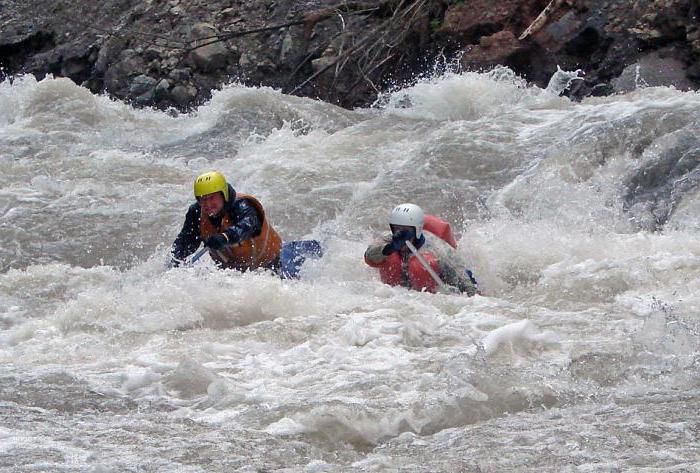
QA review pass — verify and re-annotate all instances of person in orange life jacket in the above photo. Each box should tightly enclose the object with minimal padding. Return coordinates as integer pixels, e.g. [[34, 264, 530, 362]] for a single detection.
[[364, 203, 477, 296], [170, 171, 282, 270]]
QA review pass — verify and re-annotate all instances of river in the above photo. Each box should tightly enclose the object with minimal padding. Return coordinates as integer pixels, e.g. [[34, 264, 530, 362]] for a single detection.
[[1, 69, 699, 471]]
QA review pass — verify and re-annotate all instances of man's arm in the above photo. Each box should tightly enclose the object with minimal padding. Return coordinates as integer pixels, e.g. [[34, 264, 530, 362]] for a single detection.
[[365, 236, 394, 266], [223, 199, 263, 243], [171, 204, 202, 263]]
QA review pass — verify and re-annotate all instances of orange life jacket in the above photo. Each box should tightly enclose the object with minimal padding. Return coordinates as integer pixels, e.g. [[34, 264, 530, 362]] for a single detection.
[[199, 193, 282, 270], [366, 214, 455, 293]]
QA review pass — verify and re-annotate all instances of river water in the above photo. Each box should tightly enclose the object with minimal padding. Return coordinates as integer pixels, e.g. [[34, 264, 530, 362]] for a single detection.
[[1, 69, 699, 472]]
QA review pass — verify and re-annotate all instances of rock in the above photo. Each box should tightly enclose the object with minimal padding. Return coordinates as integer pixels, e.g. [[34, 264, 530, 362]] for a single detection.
[[239, 52, 254, 67], [189, 23, 229, 72], [94, 37, 127, 75], [143, 46, 164, 62], [170, 84, 198, 107], [460, 30, 525, 70], [590, 83, 613, 96], [0, 29, 55, 71], [168, 68, 191, 82], [279, 30, 295, 63], [162, 55, 181, 69], [154, 79, 171, 101], [60, 55, 90, 81], [221, 7, 237, 19], [129, 74, 158, 103], [439, 0, 519, 43], [103, 53, 147, 92], [534, 10, 587, 52], [628, 27, 663, 41], [612, 51, 697, 93], [686, 62, 700, 81]]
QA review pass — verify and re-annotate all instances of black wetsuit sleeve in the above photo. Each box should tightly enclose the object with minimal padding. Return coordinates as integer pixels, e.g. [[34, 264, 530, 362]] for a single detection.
[[171, 204, 202, 261], [223, 198, 263, 244]]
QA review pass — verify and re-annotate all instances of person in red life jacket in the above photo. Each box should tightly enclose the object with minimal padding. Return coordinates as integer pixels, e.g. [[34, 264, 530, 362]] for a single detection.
[[170, 171, 282, 271], [365, 203, 477, 296]]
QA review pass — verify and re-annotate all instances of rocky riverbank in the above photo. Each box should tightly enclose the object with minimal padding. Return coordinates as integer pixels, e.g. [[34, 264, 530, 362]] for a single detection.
[[1, 0, 698, 110]]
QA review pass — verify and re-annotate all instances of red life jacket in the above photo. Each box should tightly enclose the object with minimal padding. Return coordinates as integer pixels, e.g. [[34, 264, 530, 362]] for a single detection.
[[423, 214, 457, 248], [366, 215, 456, 293]]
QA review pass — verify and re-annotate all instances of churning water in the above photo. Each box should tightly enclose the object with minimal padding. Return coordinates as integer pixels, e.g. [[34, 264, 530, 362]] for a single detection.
[[1, 68, 699, 472]]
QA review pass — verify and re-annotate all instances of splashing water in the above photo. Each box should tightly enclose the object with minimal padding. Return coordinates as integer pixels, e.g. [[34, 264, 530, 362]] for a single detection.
[[1, 69, 699, 471]]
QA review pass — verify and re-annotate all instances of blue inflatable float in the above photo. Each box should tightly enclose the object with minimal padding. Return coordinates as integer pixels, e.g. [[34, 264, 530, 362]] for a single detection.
[[278, 240, 324, 279]]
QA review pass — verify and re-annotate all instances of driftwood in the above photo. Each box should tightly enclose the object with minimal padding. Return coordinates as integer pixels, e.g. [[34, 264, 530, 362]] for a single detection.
[[288, 0, 429, 97]]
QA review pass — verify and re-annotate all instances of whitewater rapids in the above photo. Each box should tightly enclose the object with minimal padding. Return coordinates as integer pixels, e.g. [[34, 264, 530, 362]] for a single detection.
[[1, 69, 699, 471]]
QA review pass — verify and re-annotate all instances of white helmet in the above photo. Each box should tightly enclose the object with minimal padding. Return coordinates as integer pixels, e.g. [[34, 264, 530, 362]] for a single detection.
[[389, 203, 425, 238]]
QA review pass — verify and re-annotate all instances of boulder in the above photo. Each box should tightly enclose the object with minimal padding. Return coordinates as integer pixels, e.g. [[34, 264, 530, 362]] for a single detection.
[[94, 37, 128, 75], [170, 84, 198, 107], [168, 68, 191, 82], [460, 30, 526, 70], [129, 74, 158, 103], [612, 51, 697, 93], [103, 52, 147, 92], [278, 26, 310, 67], [439, 0, 521, 43], [154, 79, 171, 101], [60, 55, 91, 82], [189, 23, 229, 72]]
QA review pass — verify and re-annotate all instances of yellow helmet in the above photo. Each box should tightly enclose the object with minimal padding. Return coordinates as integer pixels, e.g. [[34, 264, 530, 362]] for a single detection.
[[193, 171, 230, 201]]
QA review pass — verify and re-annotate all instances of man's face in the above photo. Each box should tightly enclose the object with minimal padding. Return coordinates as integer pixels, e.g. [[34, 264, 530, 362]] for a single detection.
[[199, 192, 225, 216], [390, 224, 416, 240]]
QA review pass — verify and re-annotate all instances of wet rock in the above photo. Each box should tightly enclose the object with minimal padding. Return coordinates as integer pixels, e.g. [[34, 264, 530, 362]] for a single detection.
[[168, 67, 191, 82], [189, 23, 229, 72], [538, 11, 585, 47], [279, 30, 295, 64], [143, 46, 165, 62], [94, 37, 128, 75], [170, 84, 198, 107], [460, 30, 527, 70], [687, 61, 700, 81], [624, 131, 700, 230], [129, 74, 158, 103], [0, 29, 56, 72], [154, 78, 171, 101], [439, 1, 519, 43], [277, 25, 311, 68], [238, 52, 255, 67], [103, 52, 147, 92], [612, 50, 697, 93], [590, 82, 613, 96], [60, 54, 91, 82]]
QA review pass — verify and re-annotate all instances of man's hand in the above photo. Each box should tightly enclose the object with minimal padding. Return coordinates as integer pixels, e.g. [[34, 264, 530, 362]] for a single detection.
[[204, 233, 229, 250], [382, 230, 414, 255], [389, 229, 414, 252]]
